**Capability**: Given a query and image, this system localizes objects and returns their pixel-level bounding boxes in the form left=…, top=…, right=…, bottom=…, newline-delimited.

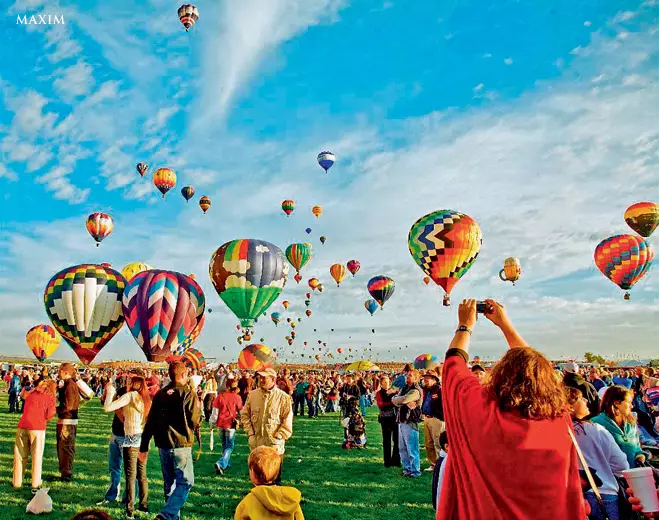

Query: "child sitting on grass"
left=342, top=396, right=367, bottom=449
left=234, top=446, right=304, bottom=520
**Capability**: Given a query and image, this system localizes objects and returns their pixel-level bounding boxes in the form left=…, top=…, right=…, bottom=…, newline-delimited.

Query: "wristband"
left=456, top=325, right=472, bottom=335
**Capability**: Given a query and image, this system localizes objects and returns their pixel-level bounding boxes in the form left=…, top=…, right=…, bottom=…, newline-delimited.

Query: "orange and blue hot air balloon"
left=367, top=276, right=395, bottom=309
left=153, top=168, right=177, bottom=198
left=86, top=212, right=114, bottom=247
left=625, top=202, right=658, bottom=238
left=364, top=299, right=378, bottom=316
left=594, top=234, right=654, bottom=300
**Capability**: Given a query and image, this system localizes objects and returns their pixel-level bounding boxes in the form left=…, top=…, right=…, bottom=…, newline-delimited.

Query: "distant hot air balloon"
left=153, top=167, right=177, bottom=198
left=317, top=284, right=324, bottom=293
left=320, top=236, right=327, bottom=245
left=199, top=196, right=211, bottom=214
left=44, top=264, right=127, bottom=365
left=26, top=325, right=61, bottom=362
left=282, top=200, right=295, bottom=216
left=86, top=212, right=114, bottom=247
left=317, top=151, right=335, bottom=173
left=123, top=270, right=205, bottom=361
left=625, top=202, right=659, bottom=238
left=304, top=299, right=311, bottom=307
left=238, top=344, right=274, bottom=370
left=408, top=210, right=482, bottom=306
left=499, top=257, right=522, bottom=285
left=209, top=239, right=288, bottom=329
left=137, top=162, right=148, bottom=177
left=367, top=276, right=395, bottom=309
left=308, top=278, right=320, bottom=291
left=282, top=301, right=290, bottom=310
left=305, top=292, right=311, bottom=299
left=178, top=4, right=199, bottom=31
left=305, top=228, right=312, bottom=235
left=330, top=264, right=347, bottom=286
left=294, top=273, right=302, bottom=284
left=305, top=309, right=312, bottom=317
left=423, top=276, right=430, bottom=285
left=312, top=206, right=323, bottom=218
left=347, top=260, right=360, bottom=277
left=271, top=312, right=281, bottom=326
left=414, top=353, right=438, bottom=370
left=121, top=262, right=152, bottom=282
left=365, top=299, right=378, bottom=316
left=285, top=243, right=313, bottom=277
left=181, top=186, right=195, bottom=202
left=100, top=263, right=112, bottom=268
left=594, top=234, right=654, bottom=300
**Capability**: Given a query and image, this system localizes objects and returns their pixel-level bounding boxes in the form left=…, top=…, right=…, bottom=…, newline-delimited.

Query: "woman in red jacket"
left=13, top=379, right=57, bottom=490
left=437, top=299, right=585, bottom=520
left=210, top=380, right=243, bottom=475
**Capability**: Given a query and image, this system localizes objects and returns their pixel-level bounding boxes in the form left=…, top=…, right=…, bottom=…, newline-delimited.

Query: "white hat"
left=563, top=362, right=579, bottom=374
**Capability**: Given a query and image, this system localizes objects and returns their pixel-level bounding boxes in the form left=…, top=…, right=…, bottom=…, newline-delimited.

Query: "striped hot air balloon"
left=330, top=264, right=347, bottom=286
left=238, top=344, right=274, bottom=370
left=182, top=347, right=207, bottom=370
left=181, top=186, right=195, bottom=202
left=312, top=205, right=323, bottom=218
left=367, top=276, right=395, bottom=309
left=153, top=168, right=177, bottom=198
left=86, top=212, right=114, bottom=247
left=282, top=200, right=295, bottom=216
left=364, top=299, right=378, bottom=316
left=175, top=315, right=205, bottom=355
left=199, top=196, right=211, bottom=214
left=285, top=243, right=313, bottom=276
left=178, top=4, right=199, bottom=31
left=26, top=325, right=61, bottom=362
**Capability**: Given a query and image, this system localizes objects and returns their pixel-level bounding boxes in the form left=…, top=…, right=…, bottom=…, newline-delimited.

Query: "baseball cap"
left=257, top=368, right=277, bottom=378
left=423, top=370, right=440, bottom=381
left=563, top=362, right=579, bottom=374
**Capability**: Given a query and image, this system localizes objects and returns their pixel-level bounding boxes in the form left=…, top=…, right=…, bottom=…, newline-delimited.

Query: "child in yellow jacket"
left=234, top=446, right=304, bottom=520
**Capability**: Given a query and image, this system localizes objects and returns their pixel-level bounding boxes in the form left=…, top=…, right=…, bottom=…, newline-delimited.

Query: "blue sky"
left=1, top=0, right=658, bottom=365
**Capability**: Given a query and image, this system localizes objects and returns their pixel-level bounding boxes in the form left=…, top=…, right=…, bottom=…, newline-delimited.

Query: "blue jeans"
left=586, top=492, right=619, bottom=520
left=398, top=423, right=421, bottom=476
left=159, top=447, right=194, bottom=520
left=359, top=395, right=368, bottom=416
left=216, top=429, right=235, bottom=470
left=105, top=435, right=124, bottom=502
left=306, top=396, right=316, bottom=417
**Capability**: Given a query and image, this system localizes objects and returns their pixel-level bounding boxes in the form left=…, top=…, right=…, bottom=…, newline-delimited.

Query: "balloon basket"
left=624, top=292, right=630, bottom=300
left=443, top=294, right=450, bottom=306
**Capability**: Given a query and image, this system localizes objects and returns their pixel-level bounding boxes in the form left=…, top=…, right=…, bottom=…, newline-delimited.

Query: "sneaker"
left=126, top=512, right=135, bottom=520
left=214, top=462, right=224, bottom=475
left=401, top=471, right=410, bottom=477
left=424, top=465, right=435, bottom=472
left=96, top=499, right=117, bottom=506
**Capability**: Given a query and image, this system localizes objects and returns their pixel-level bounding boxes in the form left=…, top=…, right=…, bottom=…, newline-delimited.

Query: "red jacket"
left=212, top=392, right=243, bottom=429
left=18, top=391, right=56, bottom=431
left=437, top=353, right=585, bottom=520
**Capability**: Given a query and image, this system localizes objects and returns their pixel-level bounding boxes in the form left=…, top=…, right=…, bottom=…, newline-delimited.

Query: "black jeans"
left=306, top=396, right=315, bottom=417
left=380, top=417, right=401, bottom=467
left=293, top=394, right=305, bottom=416
left=123, top=447, right=148, bottom=514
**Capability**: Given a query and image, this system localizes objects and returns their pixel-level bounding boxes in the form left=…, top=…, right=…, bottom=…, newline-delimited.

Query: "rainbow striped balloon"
left=238, top=344, right=274, bottom=370
left=367, top=276, right=395, bottom=308
left=414, top=353, right=438, bottom=370
left=594, top=234, right=654, bottom=299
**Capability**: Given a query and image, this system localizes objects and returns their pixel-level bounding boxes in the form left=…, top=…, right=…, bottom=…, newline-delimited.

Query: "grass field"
left=0, top=395, right=435, bottom=520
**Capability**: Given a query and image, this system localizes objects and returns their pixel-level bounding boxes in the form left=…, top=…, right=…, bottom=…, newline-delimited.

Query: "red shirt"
left=212, top=392, right=243, bottom=429
left=437, top=354, right=585, bottom=520
left=18, top=391, right=56, bottom=431
left=148, top=375, right=160, bottom=397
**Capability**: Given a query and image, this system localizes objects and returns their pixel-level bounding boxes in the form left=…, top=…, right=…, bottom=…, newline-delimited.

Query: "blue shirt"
left=612, top=376, right=632, bottom=389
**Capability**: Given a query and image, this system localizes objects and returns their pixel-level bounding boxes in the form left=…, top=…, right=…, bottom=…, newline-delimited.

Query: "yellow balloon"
left=499, top=257, right=522, bottom=285
left=26, top=325, right=61, bottom=362
left=121, top=262, right=152, bottom=282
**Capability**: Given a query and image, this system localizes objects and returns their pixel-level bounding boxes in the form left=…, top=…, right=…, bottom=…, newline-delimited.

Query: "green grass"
left=0, top=395, right=435, bottom=520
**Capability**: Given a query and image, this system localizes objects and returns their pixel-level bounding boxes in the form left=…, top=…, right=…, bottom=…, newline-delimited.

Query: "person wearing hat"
left=421, top=369, right=444, bottom=472
left=241, top=368, right=293, bottom=485
left=470, top=364, right=486, bottom=383
left=563, top=362, right=600, bottom=419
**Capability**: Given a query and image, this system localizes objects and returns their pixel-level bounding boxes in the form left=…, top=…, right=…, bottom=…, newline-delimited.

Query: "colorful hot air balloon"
left=330, top=264, right=347, bottom=286
left=317, top=151, right=335, bottom=173
left=312, top=206, right=323, bottom=218
left=271, top=312, right=281, bottom=326
left=318, top=284, right=324, bottom=293
left=181, top=186, right=195, bottom=202
left=423, top=276, right=430, bottom=285
left=625, top=202, right=659, bottom=238
left=199, top=196, right=211, bottom=214
left=294, top=273, right=302, bottom=284
left=44, top=264, right=127, bottom=365
left=137, top=162, right=148, bottom=177
left=178, top=4, right=199, bottom=31
left=347, top=260, right=360, bottom=277
left=499, top=257, right=522, bottom=285
left=594, top=234, right=654, bottom=300
left=408, top=209, right=482, bottom=306
left=305, top=309, right=312, bottom=317
left=238, top=344, right=274, bottom=370
left=123, top=270, right=205, bottom=361
left=121, top=262, right=152, bottom=282
left=209, top=239, right=288, bottom=329
left=364, top=299, right=378, bottom=316
left=175, top=315, right=206, bottom=354
left=320, top=236, right=327, bottom=245
left=285, top=243, right=313, bottom=277
left=282, top=200, right=295, bottom=216
left=282, top=300, right=290, bottom=310
left=26, top=325, right=61, bottom=362
left=414, top=353, right=438, bottom=370
left=153, top=167, right=177, bottom=198
left=308, top=278, right=320, bottom=291
left=86, top=212, right=114, bottom=247
left=367, top=276, right=395, bottom=309
left=182, top=347, right=207, bottom=370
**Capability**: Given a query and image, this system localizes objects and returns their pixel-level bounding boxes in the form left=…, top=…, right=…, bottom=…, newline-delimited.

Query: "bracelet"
left=456, top=325, right=472, bottom=335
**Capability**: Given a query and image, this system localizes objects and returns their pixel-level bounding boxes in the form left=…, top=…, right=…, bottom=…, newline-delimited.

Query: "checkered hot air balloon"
left=594, top=234, right=654, bottom=300
left=175, top=315, right=205, bottom=355
left=414, top=353, right=438, bottom=370
left=238, top=344, right=274, bottom=370
left=408, top=209, right=482, bottom=306
left=86, top=212, right=114, bottom=247
left=122, top=270, right=205, bottom=361
left=44, top=264, right=127, bottom=365
left=182, top=347, right=207, bottom=370
left=625, top=202, right=659, bottom=238
left=26, top=325, right=61, bottom=362
left=367, top=276, right=395, bottom=309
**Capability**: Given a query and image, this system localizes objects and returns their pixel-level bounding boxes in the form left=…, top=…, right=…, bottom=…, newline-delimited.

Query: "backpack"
left=349, top=412, right=365, bottom=436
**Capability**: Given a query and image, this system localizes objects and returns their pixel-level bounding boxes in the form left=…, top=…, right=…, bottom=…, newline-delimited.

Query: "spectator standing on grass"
left=375, top=375, right=401, bottom=468
left=293, top=375, right=308, bottom=417
left=56, top=363, right=88, bottom=482
left=421, top=369, right=444, bottom=473
left=392, top=369, right=422, bottom=478
left=8, top=370, right=21, bottom=413
left=201, top=374, right=218, bottom=423
left=210, top=379, right=243, bottom=475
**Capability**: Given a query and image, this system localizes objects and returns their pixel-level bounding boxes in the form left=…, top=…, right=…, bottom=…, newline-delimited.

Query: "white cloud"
left=36, top=165, right=90, bottom=203
left=53, top=60, right=95, bottom=100
left=584, top=21, right=592, bottom=27
left=504, top=57, right=513, bottom=65
left=473, top=83, right=484, bottom=92
left=613, top=11, right=635, bottom=23
left=0, top=163, right=18, bottom=180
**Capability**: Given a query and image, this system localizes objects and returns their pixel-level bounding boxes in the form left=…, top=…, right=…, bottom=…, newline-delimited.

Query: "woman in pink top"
left=13, top=379, right=57, bottom=490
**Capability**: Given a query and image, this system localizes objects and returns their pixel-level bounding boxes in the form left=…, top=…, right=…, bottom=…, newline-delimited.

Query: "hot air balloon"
left=199, top=196, right=211, bottom=214
left=86, top=212, right=114, bottom=247
left=282, top=200, right=295, bottom=216
left=320, top=236, right=327, bottom=245
left=26, top=325, right=61, bottom=362
left=367, top=276, right=395, bottom=309
left=625, top=202, right=659, bottom=238
left=305, top=292, right=311, bottom=299
left=44, top=264, right=127, bottom=365
left=594, top=235, right=654, bottom=300
left=209, top=239, right=288, bottom=329
left=137, top=162, right=148, bottom=177
left=330, top=264, right=347, bottom=286
left=285, top=243, right=313, bottom=278
left=178, top=4, right=199, bottom=31
left=337, top=348, right=343, bottom=354
left=182, top=347, right=207, bottom=370
left=317, top=284, right=324, bottom=293
left=414, top=353, right=438, bottom=370
left=305, top=228, right=312, bottom=235
left=238, top=344, right=274, bottom=370
left=499, top=257, right=522, bottom=285
left=123, top=270, right=204, bottom=361
left=423, top=276, right=430, bottom=285
left=290, top=321, right=296, bottom=329
left=181, top=186, right=195, bottom=202
left=308, top=278, right=320, bottom=291
left=304, top=299, right=311, bottom=307
left=347, top=260, right=360, bottom=277
left=317, top=151, right=335, bottom=173
left=121, top=262, right=152, bottom=283
left=153, top=167, right=177, bottom=198
left=305, top=309, right=312, bottom=317
left=283, top=301, right=290, bottom=310
left=175, top=314, right=206, bottom=354
left=312, top=205, right=323, bottom=218
left=408, top=209, right=482, bottom=306
left=364, top=299, right=378, bottom=316
left=271, top=312, right=281, bottom=326
left=294, top=273, right=302, bottom=284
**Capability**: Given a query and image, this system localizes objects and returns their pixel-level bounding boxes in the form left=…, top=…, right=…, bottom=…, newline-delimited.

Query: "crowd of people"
left=4, top=298, right=659, bottom=519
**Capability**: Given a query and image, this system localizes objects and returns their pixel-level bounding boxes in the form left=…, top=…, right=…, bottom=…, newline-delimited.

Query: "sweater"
left=57, top=379, right=81, bottom=423
left=234, top=486, right=304, bottom=520
left=591, top=413, right=646, bottom=466
left=18, top=391, right=56, bottom=431
left=104, top=387, right=146, bottom=437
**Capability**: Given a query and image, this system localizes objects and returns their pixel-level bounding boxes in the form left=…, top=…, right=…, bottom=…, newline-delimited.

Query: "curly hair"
left=486, top=347, right=568, bottom=420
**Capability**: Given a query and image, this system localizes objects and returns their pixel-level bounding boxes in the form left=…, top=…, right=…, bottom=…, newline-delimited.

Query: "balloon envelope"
left=153, top=168, right=177, bottom=198
left=199, top=196, right=211, bottom=213
left=181, top=186, right=195, bottom=201
left=317, top=151, right=335, bottom=172
left=175, top=314, right=205, bottom=355
left=625, top=202, right=659, bottom=238
left=26, top=325, right=61, bottom=362
left=330, top=264, right=347, bottom=286
left=347, top=260, right=360, bottom=277
left=281, top=200, right=295, bottom=216
left=238, top=344, right=274, bottom=370
left=86, top=212, right=114, bottom=246
left=364, top=299, right=378, bottom=316
left=414, top=353, right=438, bottom=370
left=285, top=243, right=313, bottom=274
left=367, top=276, right=395, bottom=308
left=178, top=3, right=199, bottom=30
left=121, top=262, right=152, bottom=282
left=594, top=234, right=653, bottom=298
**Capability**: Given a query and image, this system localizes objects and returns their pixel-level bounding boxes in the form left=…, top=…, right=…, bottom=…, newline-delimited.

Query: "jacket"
left=18, top=391, right=56, bottom=431
left=591, top=413, right=647, bottom=466
left=234, top=486, right=304, bottom=520
left=104, top=387, right=146, bottom=437
left=422, top=383, right=444, bottom=420
left=564, top=372, right=600, bottom=419
left=241, top=386, right=293, bottom=455
left=140, top=381, right=201, bottom=452
left=57, top=379, right=81, bottom=423
left=392, top=384, right=422, bottom=426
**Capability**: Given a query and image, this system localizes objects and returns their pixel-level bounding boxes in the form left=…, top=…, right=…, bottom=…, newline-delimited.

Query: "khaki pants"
left=13, top=428, right=46, bottom=488
left=423, top=417, right=445, bottom=466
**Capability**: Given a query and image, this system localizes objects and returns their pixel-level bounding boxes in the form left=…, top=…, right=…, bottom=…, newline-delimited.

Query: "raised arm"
left=484, top=299, right=529, bottom=349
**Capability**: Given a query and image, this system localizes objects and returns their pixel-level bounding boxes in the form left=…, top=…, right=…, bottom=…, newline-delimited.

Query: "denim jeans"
left=306, top=396, right=315, bottom=417
left=586, top=492, right=619, bottom=520
left=123, top=447, right=148, bottom=515
left=398, top=423, right=421, bottom=476
left=293, top=394, right=305, bottom=416
left=105, top=435, right=124, bottom=502
left=314, top=393, right=324, bottom=414
left=359, top=395, right=368, bottom=416
left=216, top=429, right=235, bottom=471
left=159, top=447, right=194, bottom=520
